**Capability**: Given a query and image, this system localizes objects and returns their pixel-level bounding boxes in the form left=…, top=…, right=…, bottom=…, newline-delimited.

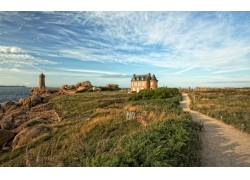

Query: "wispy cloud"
left=10, top=68, right=23, bottom=72
left=207, top=81, right=250, bottom=83
left=0, top=46, right=25, bottom=53
left=0, top=12, right=250, bottom=87
left=101, top=74, right=131, bottom=78
left=0, top=67, right=23, bottom=73
left=0, top=46, right=58, bottom=66
left=2, top=12, right=250, bottom=72
left=64, top=68, right=119, bottom=75
left=211, top=67, right=250, bottom=74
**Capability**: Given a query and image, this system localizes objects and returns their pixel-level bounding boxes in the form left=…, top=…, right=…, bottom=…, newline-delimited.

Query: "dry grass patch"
left=123, top=105, right=144, bottom=112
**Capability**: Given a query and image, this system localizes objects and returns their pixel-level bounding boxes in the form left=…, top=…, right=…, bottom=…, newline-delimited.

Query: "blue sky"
left=0, top=11, right=250, bottom=88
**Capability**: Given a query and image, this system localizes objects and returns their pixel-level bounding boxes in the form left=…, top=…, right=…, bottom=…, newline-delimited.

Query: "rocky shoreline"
left=29, top=81, right=120, bottom=96
left=0, top=94, right=60, bottom=153
left=0, top=81, right=124, bottom=154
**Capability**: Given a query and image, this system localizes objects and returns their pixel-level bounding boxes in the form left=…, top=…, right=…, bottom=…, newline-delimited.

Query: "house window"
left=141, top=88, right=144, bottom=90
left=142, top=82, right=144, bottom=86
left=137, top=88, right=139, bottom=92
left=133, top=88, right=135, bottom=91
left=151, top=82, right=152, bottom=85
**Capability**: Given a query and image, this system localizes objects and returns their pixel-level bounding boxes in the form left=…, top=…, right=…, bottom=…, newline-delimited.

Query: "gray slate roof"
left=151, top=74, right=157, bottom=80
left=131, top=74, right=157, bottom=81
left=131, top=74, right=148, bottom=81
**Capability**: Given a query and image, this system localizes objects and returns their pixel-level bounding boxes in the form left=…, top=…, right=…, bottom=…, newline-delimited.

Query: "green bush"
left=99, top=86, right=120, bottom=91
left=128, top=88, right=181, bottom=101
left=71, top=117, right=201, bottom=167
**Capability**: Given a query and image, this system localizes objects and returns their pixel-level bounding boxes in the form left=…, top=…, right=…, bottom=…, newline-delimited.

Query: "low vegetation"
left=0, top=89, right=202, bottom=167
left=188, top=88, right=250, bottom=133
left=128, top=88, right=181, bottom=101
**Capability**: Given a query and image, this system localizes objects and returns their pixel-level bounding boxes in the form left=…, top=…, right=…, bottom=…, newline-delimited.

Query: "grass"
left=188, top=88, right=250, bottom=133
left=0, top=89, right=202, bottom=167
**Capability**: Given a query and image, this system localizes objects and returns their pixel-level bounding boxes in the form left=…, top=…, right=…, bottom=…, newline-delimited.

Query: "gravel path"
left=180, top=93, right=250, bottom=167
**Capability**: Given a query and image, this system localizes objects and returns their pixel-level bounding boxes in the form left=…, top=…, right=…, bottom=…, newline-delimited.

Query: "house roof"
left=151, top=74, right=157, bottom=80
left=131, top=74, right=148, bottom=81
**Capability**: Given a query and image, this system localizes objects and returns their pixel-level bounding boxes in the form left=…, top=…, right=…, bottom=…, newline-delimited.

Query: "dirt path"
left=180, top=93, right=250, bottom=167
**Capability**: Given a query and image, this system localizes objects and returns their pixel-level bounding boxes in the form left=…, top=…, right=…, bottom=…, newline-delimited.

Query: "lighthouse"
left=38, top=73, right=46, bottom=89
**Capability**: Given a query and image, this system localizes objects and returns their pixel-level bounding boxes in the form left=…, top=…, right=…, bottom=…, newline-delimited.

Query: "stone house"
left=130, top=73, right=158, bottom=92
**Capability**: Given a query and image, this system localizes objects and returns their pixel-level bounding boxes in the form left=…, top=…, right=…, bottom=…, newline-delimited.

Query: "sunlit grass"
left=0, top=90, right=202, bottom=167
left=188, top=88, right=250, bottom=133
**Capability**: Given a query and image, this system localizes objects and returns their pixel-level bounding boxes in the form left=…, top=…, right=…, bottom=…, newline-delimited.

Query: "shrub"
left=71, top=117, right=201, bottom=167
left=128, top=88, right=180, bottom=101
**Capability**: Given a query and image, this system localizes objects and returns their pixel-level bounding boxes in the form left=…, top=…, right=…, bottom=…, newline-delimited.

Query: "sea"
left=0, top=87, right=31, bottom=104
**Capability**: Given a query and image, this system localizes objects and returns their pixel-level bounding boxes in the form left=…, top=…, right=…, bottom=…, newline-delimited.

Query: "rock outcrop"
left=81, top=81, right=92, bottom=87
left=120, top=110, right=147, bottom=126
left=105, top=84, right=119, bottom=89
left=0, top=129, right=16, bottom=146
left=0, top=94, right=61, bottom=151
left=60, top=81, right=93, bottom=93
left=12, top=125, right=50, bottom=149
left=30, top=88, right=61, bottom=96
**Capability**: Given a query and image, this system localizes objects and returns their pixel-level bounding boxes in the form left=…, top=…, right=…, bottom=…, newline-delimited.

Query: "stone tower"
left=150, top=74, right=158, bottom=89
left=38, top=73, right=46, bottom=89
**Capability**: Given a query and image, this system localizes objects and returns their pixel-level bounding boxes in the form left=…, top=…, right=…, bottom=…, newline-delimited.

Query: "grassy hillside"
left=0, top=89, right=202, bottom=166
left=188, top=88, right=250, bottom=133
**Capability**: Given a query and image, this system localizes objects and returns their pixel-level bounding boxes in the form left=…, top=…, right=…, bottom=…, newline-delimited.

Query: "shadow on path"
left=180, top=93, right=250, bottom=167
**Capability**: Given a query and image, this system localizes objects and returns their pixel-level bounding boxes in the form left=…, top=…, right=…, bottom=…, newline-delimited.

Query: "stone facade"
left=130, top=73, right=158, bottom=92
left=38, top=73, right=46, bottom=89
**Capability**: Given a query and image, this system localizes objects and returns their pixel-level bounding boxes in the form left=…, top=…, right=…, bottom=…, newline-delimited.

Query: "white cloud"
left=1, top=12, right=250, bottom=79
left=65, top=68, right=119, bottom=75
left=0, top=67, right=23, bottom=73
left=0, top=46, right=58, bottom=66
left=10, top=68, right=23, bottom=72
left=43, top=12, right=250, bottom=74
left=0, top=46, right=25, bottom=53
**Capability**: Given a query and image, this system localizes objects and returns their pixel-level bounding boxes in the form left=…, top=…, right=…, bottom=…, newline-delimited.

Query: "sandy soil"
left=180, top=93, right=250, bottom=167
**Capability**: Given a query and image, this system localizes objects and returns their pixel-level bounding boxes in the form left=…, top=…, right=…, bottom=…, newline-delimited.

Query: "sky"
left=0, top=10, right=250, bottom=88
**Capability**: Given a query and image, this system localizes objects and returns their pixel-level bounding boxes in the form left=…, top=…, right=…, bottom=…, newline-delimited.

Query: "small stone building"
left=38, top=73, right=46, bottom=89
left=130, top=73, right=158, bottom=92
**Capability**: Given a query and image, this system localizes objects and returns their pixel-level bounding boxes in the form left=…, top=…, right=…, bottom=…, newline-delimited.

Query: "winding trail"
left=180, top=93, right=250, bottom=167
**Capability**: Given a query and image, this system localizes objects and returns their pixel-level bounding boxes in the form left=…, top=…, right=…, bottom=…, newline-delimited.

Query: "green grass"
left=128, top=87, right=181, bottom=101
left=0, top=89, right=202, bottom=167
left=188, top=88, right=250, bottom=133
